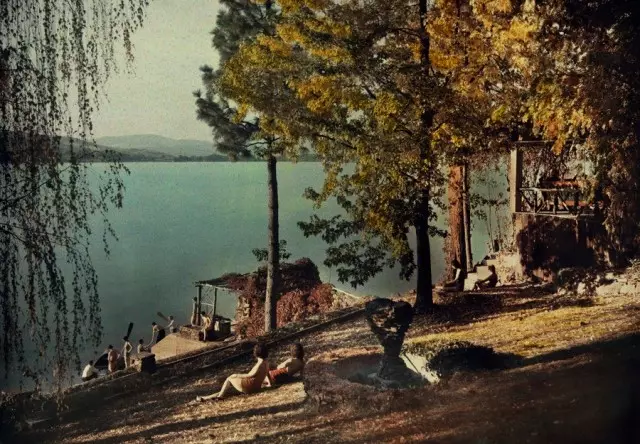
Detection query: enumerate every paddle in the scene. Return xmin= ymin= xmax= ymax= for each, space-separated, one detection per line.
xmin=157 ymin=311 xmax=169 ymax=323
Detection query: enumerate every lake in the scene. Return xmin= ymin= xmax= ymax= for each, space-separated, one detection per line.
xmin=4 ymin=161 xmax=507 ymax=389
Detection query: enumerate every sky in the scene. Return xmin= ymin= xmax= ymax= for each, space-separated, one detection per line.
xmin=92 ymin=0 xmax=221 ymax=141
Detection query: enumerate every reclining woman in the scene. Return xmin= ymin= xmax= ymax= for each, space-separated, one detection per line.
xmin=196 ymin=343 xmax=271 ymax=402
xmin=269 ymin=343 xmax=305 ymax=385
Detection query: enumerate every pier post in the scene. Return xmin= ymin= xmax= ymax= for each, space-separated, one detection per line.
xmin=213 ymin=287 xmax=218 ymax=317
xmin=196 ymin=286 xmax=202 ymax=326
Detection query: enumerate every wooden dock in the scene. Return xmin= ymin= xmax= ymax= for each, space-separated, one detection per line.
xmin=150 ymin=334 xmax=209 ymax=361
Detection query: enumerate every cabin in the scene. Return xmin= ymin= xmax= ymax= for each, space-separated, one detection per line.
xmin=509 ymin=142 xmax=608 ymax=279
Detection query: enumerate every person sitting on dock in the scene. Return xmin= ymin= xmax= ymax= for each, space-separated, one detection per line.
xmin=269 ymin=343 xmax=305 ymax=385
xmin=196 ymin=343 xmax=271 ymax=402
xmin=107 ymin=345 xmax=119 ymax=374
xmin=122 ymin=336 xmax=133 ymax=369
xmin=82 ymin=360 xmax=99 ymax=382
xmin=473 ymin=265 xmax=498 ymax=291
xmin=150 ymin=321 xmax=166 ymax=346
xmin=199 ymin=311 xmax=215 ymax=342
xmin=137 ymin=338 xmax=150 ymax=354
xmin=440 ymin=259 xmax=466 ymax=292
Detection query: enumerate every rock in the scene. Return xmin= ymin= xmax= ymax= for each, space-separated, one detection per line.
xmin=619 ymin=284 xmax=636 ymax=295
xmin=365 ymin=298 xmax=414 ymax=381
xmin=576 ymin=282 xmax=588 ymax=295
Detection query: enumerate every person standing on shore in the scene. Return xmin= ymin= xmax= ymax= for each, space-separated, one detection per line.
xmin=166 ymin=315 xmax=177 ymax=334
xmin=150 ymin=321 xmax=166 ymax=346
xmin=122 ymin=336 xmax=133 ymax=368
xmin=107 ymin=345 xmax=119 ymax=374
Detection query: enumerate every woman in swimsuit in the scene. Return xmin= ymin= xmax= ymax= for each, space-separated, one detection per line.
xmin=269 ymin=343 xmax=305 ymax=384
xmin=196 ymin=343 xmax=271 ymax=402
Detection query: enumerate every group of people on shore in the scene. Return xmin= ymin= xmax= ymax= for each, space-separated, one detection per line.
xmin=196 ymin=342 xmax=305 ymax=402
xmin=438 ymin=259 xmax=499 ymax=293
xmin=81 ymin=316 xmax=177 ymax=381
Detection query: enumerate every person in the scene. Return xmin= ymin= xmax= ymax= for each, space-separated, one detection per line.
xmin=200 ymin=311 xmax=214 ymax=342
xmin=107 ymin=345 xmax=119 ymax=374
xmin=122 ymin=336 xmax=133 ymax=369
xmin=82 ymin=360 xmax=98 ymax=382
xmin=150 ymin=321 xmax=166 ymax=346
xmin=196 ymin=343 xmax=271 ymax=402
xmin=137 ymin=338 xmax=150 ymax=354
xmin=191 ymin=296 xmax=198 ymax=325
xmin=166 ymin=315 xmax=177 ymax=334
xmin=441 ymin=259 xmax=465 ymax=292
xmin=473 ymin=265 xmax=498 ymax=290
xmin=268 ymin=343 xmax=305 ymax=385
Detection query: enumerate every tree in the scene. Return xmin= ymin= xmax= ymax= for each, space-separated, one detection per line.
xmin=194 ymin=0 xmax=289 ymax=332
xmin=217 ymin=0 xmax=461 ymax=311
xmin=0 ymin=1 xmax=148 ymax=390
xmin=222 ymin=0 xmax=516 ymax=311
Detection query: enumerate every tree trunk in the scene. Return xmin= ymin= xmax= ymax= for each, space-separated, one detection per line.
xmin=462 ymin=163 xmax=473 ymax=271
xmin=447 ymin=165 xmax=467 ymax=279
xmin=414 ymin=194 xmax=433 ymax=313
xmin=265 ymin=154 xmax=279 ymax=332
xmin=413 ymin=0 xmax=434 ymax=313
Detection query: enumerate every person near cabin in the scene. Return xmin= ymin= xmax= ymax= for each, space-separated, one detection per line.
xmin=196 ymin=343 xmax=271 ymax=402
xmin=122 ymin=336 xmax=133 ymax=369
xmin=149 ymin=321 xmax=166 ymax=346
xmin=473 ymin=265 xmax=499 ymax=290
xmin=442 ymin=259 xmax=465 ymax=292
xmin=81 ymin=360 xmax=99 ymax=382
xmin=268 ymin=343 xmax=305 ymax=385
xmin=107 ymin=345 xmax=119 ymax=374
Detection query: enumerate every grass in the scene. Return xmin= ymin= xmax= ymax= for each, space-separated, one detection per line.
xmin=14 ymin=273 xmax=640 ymax=443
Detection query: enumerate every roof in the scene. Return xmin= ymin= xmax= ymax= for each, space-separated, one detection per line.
xmin=195 ymin=258 xmax=322 ymax=294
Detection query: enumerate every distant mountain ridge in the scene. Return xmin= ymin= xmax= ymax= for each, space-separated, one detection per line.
xmin=94 ymin=134 xmax=318 ymax=162
xmin=96 ymin=134 xmax=217 ymax=158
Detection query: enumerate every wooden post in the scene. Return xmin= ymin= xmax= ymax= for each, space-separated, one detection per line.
xmin=213 ymin=287 xmax=218 ymax=318
xmin=462 ymin=163 xmax=473 ymax=271
xmin=510 ymin=147 xmax=523 ymax=213
xmin=196 ymin=286 xmax=202 ymax=326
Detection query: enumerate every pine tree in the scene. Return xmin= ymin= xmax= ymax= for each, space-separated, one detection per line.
xmin=195 ymin=0 xmax=288 ymax=332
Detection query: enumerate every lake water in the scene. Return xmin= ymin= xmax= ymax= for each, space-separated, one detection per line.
xmin=5 ymin=162 xmax=507 ymax=389
xmin=89 ymin=162 xmax=502 ymax=348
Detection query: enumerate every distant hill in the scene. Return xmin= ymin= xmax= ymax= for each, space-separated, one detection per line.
xmin=93 ymin=134 xmax=319 ymax=162
xmin=96 ymin=134 xmax=219 ymax=158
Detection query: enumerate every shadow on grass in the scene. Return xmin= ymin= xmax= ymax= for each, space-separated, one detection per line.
xmin=74 ymin=399 xmax=307 ymax=444
xmin=415 ymin=283 xmax=595 ymax=330
xmin=329 ymin=332 xmax=640 ymax=444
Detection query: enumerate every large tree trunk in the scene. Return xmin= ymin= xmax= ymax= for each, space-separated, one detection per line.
xmin=447 ymin=165 xmax=467 ymax=279
xmin=265 ymin=154 xmax=279 ymax=332
xmin=462 ymin=163 xmax=473 ymax=271
xmin=413 ymin=0 xmax=433 ymax=313
xmin=414 ymin=193 xmax=433 ymax=313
